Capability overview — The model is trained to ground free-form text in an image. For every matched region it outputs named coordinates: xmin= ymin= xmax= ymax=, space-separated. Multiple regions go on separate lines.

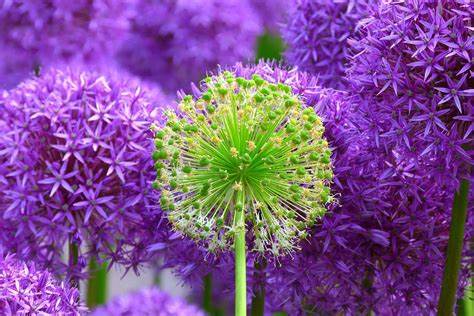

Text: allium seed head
xmin=153 ymin=71 xmax=334 ymax=256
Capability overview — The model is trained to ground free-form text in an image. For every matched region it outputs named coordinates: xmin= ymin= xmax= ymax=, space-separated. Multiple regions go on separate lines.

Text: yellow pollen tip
xmin=230 ymin=147 xmax=239 ymax=157
xmin=233 ymin=182 xmax=242 ymax=191
xmin=247 ymin=141 xmax=256 ymax=151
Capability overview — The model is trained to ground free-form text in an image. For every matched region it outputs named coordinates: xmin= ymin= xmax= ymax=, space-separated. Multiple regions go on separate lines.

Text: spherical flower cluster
xmin=153 ymin=71 xmax=334 ymax=256
xmin=158 ymin=61 xmax=474 ymax=314
xmin=0 ymin=0 xmax=131 ymax=88
xmin=91 ymin=287 xmax=204 ymax=316
xmin=0 ymin=67 xmax=169 ymax=279
xmin=0 ymin=254 xmax=86 ymax=315
xmin=283 ymin=0 xmax=374 ymax=89
xmin=117 ymin=0 xmax=263 ymax=93
xmin=347 ymin=0 xmax=473 ymax=174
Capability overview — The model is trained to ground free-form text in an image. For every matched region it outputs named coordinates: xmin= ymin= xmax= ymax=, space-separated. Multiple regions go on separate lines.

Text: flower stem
xmin=437 ymin=177 xmax=470 ymax=315
xmin=235 ymin=191 xmax=247 ymax=316
xmin=153 ymin=272 xmax=161 ymax=285
xmin=458 ymin=273 xmax=473 ymax=315
xmin=203 ymin=273 xmax=213 ymax=314
xmin=68 ymin=241 xmax=79 ymax=289
xmin=86 ymin=258 xmax=108 ymax=308
xmin=250 ymin=260 xmax=266 ymax=316
xmin=250 ymin=287 xmax=265 ymax=316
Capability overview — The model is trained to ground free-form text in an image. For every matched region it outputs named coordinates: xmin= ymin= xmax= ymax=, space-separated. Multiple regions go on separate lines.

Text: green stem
xmin=203 ymin=273 xmax=213 ymax=314
xmin=153 ymin=272 xmax=161 ymax=286
xmin=86 ymin=258 xmax=108 ymax=308
xmin=255 ymin=32 xmax=285 ymax=62
xmin=437 ymin=178 xmax=470 ymax=315
xmin=69 ymin=241 xmax=79 ymax=289
xmin=34 ymin=64 xmax=41 ymax=77
xmin=458 ymin=276 xmax=473 ymax=316
xmin=250 ymin=287 xmax=265 ymax=316
xmin=250 ymin=261 xmax=266 ymax=316
xmin=235 ymin=191 xmax=247 ymax=316
xmin=465 ymin=278 xmax=473 ymax=315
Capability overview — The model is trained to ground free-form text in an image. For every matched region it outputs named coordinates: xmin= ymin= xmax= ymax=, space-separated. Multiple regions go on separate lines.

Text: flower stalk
xmin=437 ymin=177 xmax=470 ymax=315
xmin=203 ymin=274 xmax=213 ymax=313
xmin=87 ymin=258 xmax=108 ymax=308
xmin=68 ymin=240 xmax=79 ymax=289
xmin=250 ymin=285 xmax=265 ymax=316
xmin=235 ymin=215 xmax=247 ymax=315
xmin=250 ymin=260 xmax=266 ymax=316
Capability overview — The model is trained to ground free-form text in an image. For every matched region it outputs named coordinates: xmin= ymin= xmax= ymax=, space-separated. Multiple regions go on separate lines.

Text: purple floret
xmin=117 ymin=0 xmax=263 ymax=93
xmin=91 ymin=287 xmax=204 ymax=316
xmin=0 ymin=0 xmax=131 ymax=89
xmin=0 ymin=67 xmax=170 ymax=279
xmin=282 ymin=0 xmax=375 ymax=89
xmin=0 ymin=254 xmax=86 ymax=315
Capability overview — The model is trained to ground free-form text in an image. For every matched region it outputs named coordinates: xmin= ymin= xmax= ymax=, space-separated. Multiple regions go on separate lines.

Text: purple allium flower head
xmin=0 ymin=0 xmax=131 ymax=89
xmin=261 ymin=85 xmax=474 ymax=313
xmin=347 ymin=0 xmax=474 ymax=172
xmin=282 ymin=0 xmax=375 ymax=89
xmin=0 ymin=253 xmax=86 ymax=315
xmin=264 ymin=107 xmax=474 ymax=312
xmin=117 ymin=0 xmax=263 ymax=93
xmin=91 ymin=287 xmax=204 ymax=316
xmin=160 ymin=60 xmax=474 ymax=314
xmin=0 ymin=66 xmax=170 ymax=279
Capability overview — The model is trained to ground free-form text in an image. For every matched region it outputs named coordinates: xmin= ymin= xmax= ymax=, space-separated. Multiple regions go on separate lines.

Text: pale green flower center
xmin=152 ymin=72 xmax=333 ymax=255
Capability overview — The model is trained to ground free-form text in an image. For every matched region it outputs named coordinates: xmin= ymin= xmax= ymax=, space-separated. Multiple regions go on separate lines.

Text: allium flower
xmin=0 ymin=67 xmax=169 ymax=279
xmin=0 ymin=0 xmax=131 ymax=88
xmin=91 ymin=287 xmax=204 ymax=316
xmin=153 ymin=71 xmax=334 ymax=256
xmin=0 ymin=254 xmax=86 ymax=315
xmin=283 ymin=0 xmax=374 ymax=89
xmin=347 ymin=0 xmax=473 ymax=313
xmin=264 ymin=125 xmax=473 ymax=315
xmin=117 ymin=0 xmax=263 ymax=93
xmin=347 ymin=0 xmax=473 ymax=172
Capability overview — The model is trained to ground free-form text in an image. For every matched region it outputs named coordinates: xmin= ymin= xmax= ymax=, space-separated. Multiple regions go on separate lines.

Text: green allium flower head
xmin=152 ymin=72 xmax=334 ymax=256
